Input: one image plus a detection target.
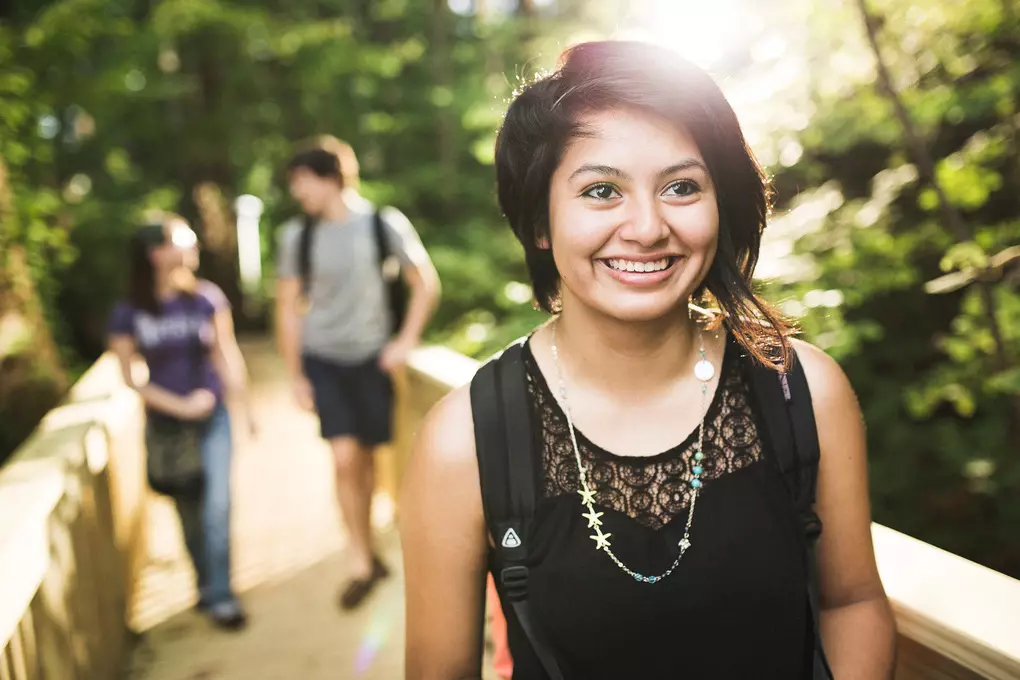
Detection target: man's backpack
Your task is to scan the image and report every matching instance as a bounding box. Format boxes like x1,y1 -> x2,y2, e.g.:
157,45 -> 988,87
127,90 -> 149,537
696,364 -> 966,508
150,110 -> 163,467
469,340 -> 834,680
297,208 -> 409,336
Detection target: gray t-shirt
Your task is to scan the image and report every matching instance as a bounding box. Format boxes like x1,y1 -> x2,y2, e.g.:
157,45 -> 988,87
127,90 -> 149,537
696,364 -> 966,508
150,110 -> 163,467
276,199 -> 426,364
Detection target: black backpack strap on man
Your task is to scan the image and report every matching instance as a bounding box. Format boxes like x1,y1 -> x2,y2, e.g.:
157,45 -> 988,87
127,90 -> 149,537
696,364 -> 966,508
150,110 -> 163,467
370,208 -> 409,335
470,341 -> 565,680
748,353 -> 835,680
298,212 -> 317,297
471,340 -> 834,680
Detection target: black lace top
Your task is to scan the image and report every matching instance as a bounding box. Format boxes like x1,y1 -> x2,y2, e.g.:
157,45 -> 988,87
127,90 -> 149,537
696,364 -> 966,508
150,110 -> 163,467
496,337 -> 813,680
530,334 -> 764,530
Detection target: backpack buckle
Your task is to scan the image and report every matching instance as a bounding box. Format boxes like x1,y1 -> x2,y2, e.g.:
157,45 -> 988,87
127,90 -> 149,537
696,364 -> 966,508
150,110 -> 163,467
500,565 -> 529,601
800,510 -> 823,544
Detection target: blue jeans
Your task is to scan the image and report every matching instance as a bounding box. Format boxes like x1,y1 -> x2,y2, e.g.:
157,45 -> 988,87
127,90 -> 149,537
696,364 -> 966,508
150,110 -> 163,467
172,403 -> 236,607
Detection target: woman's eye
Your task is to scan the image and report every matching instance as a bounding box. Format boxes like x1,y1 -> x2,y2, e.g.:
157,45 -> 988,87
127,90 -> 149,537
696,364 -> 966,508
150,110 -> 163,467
665,180 -> 700,198
583,184 -> 620,200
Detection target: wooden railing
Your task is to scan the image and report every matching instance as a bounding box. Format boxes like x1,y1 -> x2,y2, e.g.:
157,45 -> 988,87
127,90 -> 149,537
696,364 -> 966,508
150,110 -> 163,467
0,354 -> 148,679
397,345 -> 1020,680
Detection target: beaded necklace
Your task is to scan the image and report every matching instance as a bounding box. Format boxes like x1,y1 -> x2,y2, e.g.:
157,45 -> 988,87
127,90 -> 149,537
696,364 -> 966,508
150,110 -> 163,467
550,322 -> 716,584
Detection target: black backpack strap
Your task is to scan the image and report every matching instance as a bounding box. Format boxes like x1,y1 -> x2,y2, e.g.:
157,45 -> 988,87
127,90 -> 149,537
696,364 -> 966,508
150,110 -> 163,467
749,351 -> 833,680
749,355 -> 819,510
372,207 -> 388,263
470,342 -> 565,680
371,207 -> 409,336
298,213 -> 316,296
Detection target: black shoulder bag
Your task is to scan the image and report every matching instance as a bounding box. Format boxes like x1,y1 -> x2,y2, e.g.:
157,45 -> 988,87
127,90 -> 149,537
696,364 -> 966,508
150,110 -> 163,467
144,296 -> 210,497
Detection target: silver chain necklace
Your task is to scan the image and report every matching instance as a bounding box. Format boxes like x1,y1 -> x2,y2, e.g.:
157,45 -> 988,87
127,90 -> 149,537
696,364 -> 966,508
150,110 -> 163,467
550,321 -> 716,584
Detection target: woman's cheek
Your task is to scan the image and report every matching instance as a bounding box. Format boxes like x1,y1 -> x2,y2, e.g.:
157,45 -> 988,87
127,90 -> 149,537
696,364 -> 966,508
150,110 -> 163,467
670,202 -> 719,252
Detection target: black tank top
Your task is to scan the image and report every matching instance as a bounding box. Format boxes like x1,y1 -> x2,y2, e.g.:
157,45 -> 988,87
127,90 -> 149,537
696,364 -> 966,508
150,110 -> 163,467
501,337 -> 813,679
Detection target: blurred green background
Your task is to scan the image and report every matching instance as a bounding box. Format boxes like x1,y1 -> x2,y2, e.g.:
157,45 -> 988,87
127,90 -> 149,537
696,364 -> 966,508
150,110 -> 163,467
1,0 -> 1018,577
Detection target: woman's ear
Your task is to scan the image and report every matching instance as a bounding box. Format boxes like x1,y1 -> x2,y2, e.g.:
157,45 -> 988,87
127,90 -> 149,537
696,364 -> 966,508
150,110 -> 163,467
535,231 -> 551,250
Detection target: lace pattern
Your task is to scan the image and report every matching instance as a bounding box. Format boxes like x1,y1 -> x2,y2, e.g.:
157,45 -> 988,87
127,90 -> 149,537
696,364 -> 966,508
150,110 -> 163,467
525,340 -> 763,530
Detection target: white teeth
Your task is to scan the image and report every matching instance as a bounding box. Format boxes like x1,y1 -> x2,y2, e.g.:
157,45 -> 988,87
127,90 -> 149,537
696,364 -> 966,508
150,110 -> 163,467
606,258 -> 671,273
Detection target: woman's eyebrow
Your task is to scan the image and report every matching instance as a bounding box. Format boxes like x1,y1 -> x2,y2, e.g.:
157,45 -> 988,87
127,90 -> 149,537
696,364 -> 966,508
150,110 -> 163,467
568,163 -> 631,181
568,159 -> 709,182
657,158 -> 709,179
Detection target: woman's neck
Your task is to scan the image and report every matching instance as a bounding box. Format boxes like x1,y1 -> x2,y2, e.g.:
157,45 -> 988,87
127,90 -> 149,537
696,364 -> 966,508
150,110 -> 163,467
155,267 -> 192,300
550,302 -> 704,398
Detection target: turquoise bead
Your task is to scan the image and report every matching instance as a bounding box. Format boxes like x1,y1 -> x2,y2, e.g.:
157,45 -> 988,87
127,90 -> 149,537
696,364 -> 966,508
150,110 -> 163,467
694,452 -> 705,461
692,465 -> 703,476
691,478 -> 702,489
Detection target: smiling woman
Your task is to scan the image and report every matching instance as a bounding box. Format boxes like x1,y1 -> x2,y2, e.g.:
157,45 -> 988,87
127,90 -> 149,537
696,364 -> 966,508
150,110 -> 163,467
496,41 -> 791,366
400,40 -> 896,680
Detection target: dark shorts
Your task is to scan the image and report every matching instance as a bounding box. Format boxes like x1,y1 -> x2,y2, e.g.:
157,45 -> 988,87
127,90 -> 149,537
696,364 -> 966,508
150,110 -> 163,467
302,353 -> 394,446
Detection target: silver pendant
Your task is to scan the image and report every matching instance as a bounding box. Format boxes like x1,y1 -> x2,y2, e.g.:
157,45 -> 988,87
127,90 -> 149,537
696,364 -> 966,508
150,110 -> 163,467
694,359 -> 715,382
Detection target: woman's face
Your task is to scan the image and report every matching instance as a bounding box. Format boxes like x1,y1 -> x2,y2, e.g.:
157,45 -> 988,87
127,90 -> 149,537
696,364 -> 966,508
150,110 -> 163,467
152,219 -> 198,271
547,107 -> 719,323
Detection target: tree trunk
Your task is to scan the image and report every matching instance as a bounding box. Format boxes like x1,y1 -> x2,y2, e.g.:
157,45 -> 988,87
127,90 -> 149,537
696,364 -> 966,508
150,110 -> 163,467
0,158 -> 68,462
432,0 -> 458,192
178,33 -> 243,319
1002,0 -> 1016,26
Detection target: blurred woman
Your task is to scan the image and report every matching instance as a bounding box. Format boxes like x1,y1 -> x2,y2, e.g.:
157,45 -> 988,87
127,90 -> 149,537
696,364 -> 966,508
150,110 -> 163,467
400,41 -> 895,679
108,211 -> 254,630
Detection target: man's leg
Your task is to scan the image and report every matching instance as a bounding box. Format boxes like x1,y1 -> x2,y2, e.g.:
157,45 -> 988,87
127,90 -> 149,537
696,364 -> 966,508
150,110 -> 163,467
330,435 -> 375,578
303,354 -> 386,609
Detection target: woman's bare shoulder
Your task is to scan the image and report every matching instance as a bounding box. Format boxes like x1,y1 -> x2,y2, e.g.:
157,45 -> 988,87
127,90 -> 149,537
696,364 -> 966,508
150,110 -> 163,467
416,382 -> 477,464
789,338 -> 858,413
402,381 -> 482,513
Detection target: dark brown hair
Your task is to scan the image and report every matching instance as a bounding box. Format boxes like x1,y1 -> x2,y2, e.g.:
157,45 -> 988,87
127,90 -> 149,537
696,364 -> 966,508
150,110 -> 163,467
127,210 -> 193,315
286,135 -> 361,190
493,40 -> 794,369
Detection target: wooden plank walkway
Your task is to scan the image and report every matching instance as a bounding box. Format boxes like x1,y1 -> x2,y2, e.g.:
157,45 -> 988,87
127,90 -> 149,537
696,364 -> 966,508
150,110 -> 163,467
118,339 -> 463,680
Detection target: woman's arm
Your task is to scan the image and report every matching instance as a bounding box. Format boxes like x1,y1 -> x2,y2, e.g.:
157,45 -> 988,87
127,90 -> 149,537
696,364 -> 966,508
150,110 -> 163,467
794,340 -> 897,679
109,334 -> 208,419
400,384 -> 489,680
210,306 -> 256,435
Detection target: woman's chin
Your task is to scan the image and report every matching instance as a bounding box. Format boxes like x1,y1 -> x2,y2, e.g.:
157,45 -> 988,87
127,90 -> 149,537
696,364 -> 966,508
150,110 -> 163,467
588,294 -> 688,324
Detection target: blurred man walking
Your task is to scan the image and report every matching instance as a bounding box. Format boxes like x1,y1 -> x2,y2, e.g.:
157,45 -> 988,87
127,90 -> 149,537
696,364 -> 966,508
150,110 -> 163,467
275,136 -> 440,609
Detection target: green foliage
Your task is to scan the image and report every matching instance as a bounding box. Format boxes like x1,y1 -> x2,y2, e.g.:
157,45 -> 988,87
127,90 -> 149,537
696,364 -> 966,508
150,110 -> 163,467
763,0 -> 1020,575
1,0 -> 607,360
4,0 -> 1018,577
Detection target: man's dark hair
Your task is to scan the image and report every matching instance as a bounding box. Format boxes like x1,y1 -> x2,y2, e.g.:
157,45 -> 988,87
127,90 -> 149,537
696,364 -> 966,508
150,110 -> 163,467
493,40 -> 794,368
286,135 -> 360,189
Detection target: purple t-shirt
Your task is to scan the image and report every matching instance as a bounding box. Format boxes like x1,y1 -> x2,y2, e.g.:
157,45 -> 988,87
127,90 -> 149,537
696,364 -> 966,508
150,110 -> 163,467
108,280 -> 229,400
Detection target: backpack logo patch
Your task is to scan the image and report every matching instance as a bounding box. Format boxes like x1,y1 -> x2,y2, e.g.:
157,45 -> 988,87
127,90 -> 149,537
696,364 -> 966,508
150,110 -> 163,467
501,528 -> 522,549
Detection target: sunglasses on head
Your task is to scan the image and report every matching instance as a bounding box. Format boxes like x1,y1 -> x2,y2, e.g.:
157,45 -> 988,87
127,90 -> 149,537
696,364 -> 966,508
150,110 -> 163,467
134,222 -> 198,249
